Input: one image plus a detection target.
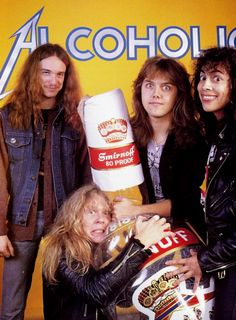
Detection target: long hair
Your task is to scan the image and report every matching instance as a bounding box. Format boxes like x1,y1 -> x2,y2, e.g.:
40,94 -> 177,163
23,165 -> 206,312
41,184 -> 112,283
7,43 -> 82,131
192,46 -> 236,139
131,56 -> 200,148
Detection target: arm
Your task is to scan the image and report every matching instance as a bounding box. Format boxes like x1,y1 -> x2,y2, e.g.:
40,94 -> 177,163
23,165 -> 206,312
57,237 -> 150,307
165,160 -> 236,292
113,137 -> 207,222
0,116 -> 14,257
165,226 -> 236,293
57,216 -> 174,307
197,142 -> 236,272
113,197 -> 171,219
197,222 -> 236,272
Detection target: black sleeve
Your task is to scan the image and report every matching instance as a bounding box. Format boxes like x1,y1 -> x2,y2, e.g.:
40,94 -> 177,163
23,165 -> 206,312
56,237 -> 151,307
198,202 -> 236,273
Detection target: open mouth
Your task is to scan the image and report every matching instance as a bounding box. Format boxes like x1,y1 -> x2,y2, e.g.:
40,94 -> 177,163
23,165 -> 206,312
91,229 -> 105,236
201,94 -> 217,101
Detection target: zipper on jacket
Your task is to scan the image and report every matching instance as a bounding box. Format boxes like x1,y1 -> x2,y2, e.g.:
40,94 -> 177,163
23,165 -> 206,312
205,261 -> 236,275
83,304 -> 88,317
205,152 -> 230,204
111,242 -> 139,274
229,205 -> 236,217
209,179 -> 235,209
204,152 -> 230,244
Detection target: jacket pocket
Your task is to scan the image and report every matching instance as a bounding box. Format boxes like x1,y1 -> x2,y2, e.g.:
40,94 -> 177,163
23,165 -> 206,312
61,128 -> 80,156
5,135 -> 31,161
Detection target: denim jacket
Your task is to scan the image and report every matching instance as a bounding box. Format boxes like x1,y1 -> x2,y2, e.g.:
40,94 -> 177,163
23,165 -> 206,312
0,104 -> 91,227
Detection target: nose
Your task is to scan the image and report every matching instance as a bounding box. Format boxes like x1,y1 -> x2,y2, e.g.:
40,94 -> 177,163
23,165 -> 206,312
153,85 -> 161,98
202,78 -> 212,91
95,212 -> 107,224
50,74 -> 58,84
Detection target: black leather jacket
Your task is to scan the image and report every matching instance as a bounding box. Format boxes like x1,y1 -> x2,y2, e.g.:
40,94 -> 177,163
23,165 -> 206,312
43,237 -> 151,320
139,132 -> 208,239
198,120 -> 236,274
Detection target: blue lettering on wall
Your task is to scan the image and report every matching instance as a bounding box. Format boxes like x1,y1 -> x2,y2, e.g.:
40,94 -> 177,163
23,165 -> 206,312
0,7 -> 235,99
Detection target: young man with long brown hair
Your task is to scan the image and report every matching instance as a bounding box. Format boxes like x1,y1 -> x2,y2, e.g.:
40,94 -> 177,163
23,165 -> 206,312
113,56 -> 208,239
0,43 -> 91,319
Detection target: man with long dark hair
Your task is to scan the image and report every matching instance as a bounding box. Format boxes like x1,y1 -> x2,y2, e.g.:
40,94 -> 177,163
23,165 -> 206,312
113,56 -> 208,239
166,46 -> 236,320
0,43 -> 91,319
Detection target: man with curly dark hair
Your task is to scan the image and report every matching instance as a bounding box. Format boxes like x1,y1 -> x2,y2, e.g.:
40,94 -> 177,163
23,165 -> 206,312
167,46 -> 236,320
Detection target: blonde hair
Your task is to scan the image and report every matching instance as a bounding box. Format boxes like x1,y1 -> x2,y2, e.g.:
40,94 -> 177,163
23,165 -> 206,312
41,184 -> 112,283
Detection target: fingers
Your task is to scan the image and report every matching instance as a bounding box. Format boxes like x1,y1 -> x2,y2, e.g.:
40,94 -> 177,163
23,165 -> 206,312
165,254 -> 202,293
166,269 -> 200,293
155,218 -> 175,237
8,241 -> 14,257
193,276 -> 201,293
135,215 -> 146,223
1,244 -> 14,258
113,197 -> 136,219
147,216 -> 175,239
0,249 -> 11,258
0,236 -> 14,258
135,215 -> 175,247
113,196 -> 124,202
153,215 -> 160,221
190,248 -> 197,256
135,215 -> 150,231
166,258 -> 186,266
155,217 -> 169,228
77,95 -> 91,122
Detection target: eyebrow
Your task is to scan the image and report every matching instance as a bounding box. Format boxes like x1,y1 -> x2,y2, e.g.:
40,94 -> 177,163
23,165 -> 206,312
143,79 -> 173,85
40,68 -> 65,74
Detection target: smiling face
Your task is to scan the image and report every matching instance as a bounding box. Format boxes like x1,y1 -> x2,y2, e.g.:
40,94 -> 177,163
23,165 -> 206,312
82,194 -> 112,244
141,71 -> 178,122
39,55 -> 66,108
197,65 -> 232,119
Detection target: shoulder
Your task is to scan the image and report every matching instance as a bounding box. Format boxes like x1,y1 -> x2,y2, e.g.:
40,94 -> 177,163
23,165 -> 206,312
165,132 -> 208,163
0,104 -> 11,115
0,105 -> 13,128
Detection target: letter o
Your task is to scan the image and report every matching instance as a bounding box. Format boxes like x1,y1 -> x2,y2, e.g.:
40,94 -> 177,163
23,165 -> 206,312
93,27 -> 125,60
158,27 -> 189,58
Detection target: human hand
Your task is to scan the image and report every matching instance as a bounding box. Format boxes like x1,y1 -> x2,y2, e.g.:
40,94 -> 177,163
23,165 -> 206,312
165,249 -> 202,292
77,95 -> 91,124
113,197 -> 139,219
0,235 -> 14,258
134,215 -> 175,249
